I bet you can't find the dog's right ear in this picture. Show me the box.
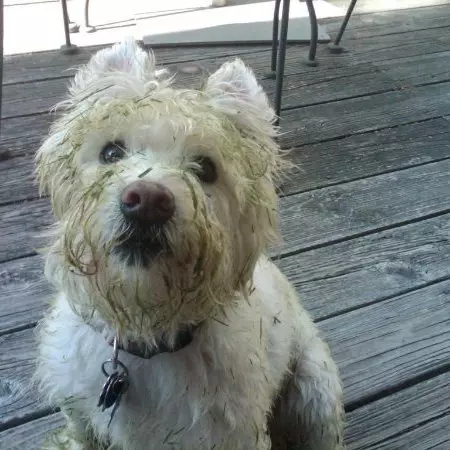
[204,59,276,133]
[70,38,162,94]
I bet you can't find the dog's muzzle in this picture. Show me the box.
[114,180,175,266]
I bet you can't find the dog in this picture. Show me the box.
[34,38,344,450]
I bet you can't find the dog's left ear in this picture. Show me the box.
[204,59,276,130]
[70,38,163,94]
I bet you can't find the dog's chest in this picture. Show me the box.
[38,297,267,448]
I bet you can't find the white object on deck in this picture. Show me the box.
[138,1,344,46]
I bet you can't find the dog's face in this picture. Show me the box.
[37,39,285,339]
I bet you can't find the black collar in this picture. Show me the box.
[108,325,199,360]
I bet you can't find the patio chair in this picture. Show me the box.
[271,0,358,122]
[59,0,93,54]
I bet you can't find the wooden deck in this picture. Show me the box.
[1,2,450,448]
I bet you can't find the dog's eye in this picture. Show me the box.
[100,141,126,164]
[192,156,217,183]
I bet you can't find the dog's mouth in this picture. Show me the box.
[112,225,170,267]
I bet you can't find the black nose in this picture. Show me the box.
[120,180,175,225]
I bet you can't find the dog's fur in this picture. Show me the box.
[34,38,344,450]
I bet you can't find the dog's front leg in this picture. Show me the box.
[277,335,345,450]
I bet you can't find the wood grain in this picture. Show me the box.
[374,50,450,86]
[278,158,450,255]
[278,213,450,320]
[0,197,52,261]
[346,372,450,449]
[0,255,50,335]
[322,280,450,405]
[2,44,269,85]
[324,3,450,40]
[0,329,44,428]
[0,156,39,205]
[4,23,450,120]
[0,413,64,450]
[1,55,393,119]
[280,81,450,148]
[366,413,450,450]
[281,118,450,195]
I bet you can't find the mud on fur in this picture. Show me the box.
[34,38,345,450]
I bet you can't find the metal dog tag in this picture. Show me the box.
[98,337,129,427]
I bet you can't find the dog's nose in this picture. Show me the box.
[120,180,175,225]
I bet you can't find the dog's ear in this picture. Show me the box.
[88,38,153,76]
[70,38,162,94]
[204,59,276,129]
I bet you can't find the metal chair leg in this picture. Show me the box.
[83,0,96,33]
[274,0,290,124]
[60,0,78,54]
[271,0,282,72]
[305,0,318,66]
[329,0,357,53]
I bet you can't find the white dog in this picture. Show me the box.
[34,38,344,450]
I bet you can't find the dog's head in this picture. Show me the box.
[37,38,286,339]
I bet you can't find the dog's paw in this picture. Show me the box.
[40,427,86,450]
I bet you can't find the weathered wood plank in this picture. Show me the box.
[2,279,448,432]
[367,413,450,450]
[3,159,450,263]
[279,158,450,255]
[0,113,50,152]
[7,67,450,153]
[5,25,450,119]
[2,78,70,119]
[0,329,44,428]
[0,198,53,262]
[2,56,394,119]
[280,81,450,148]
[324,279,450,405]
[3,29,450,149]
[282,118,450,195]
[0,413,64,450]
[2,44,269,85]
[278,213,450,320]
[371,413,450,450]
[374,50,450,86]
[324,4,450,40]
[0,255,50,335]
[346,373,450,449]
[0,156,39,204]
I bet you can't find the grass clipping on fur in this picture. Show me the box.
[36,85,290,341]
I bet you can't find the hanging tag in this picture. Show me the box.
[98,337,129,427]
